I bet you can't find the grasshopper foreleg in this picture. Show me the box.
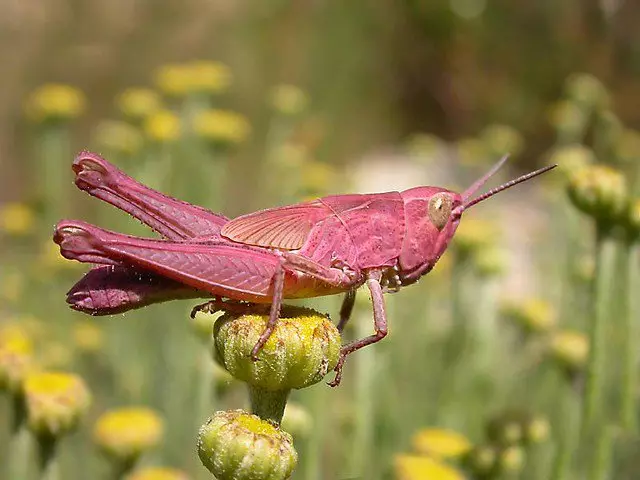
[250,258,286,361]
[329,270,388,387]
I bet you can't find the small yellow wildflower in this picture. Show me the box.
[116,88,162,120]
[269,143,309,170]
[25,83,86,122]
[412,428,471,460]
[0,324,34,393]
[94,120,144,155]
[0,202,36,236]
[481,124,524,158]
[23,371,91,437]
[500,298,557,335]
[395,454,465,480]
[144,110,181,142]
[547,144,594,180]
[127,467,190,480]
[269,84,308,116]
[188,60,233,94]
[94,407,164,462]
[549,329,589,374]
[73,321,104,354]
[567,164,628,225]
[154,64,192,97]
[498,446,525,473]
[192,109,251,145]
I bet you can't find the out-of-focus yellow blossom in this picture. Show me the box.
[73,321,104,354]
[616,129,640,163]
[24,83,86,122]
[473,247,507,278]
[411,428,472,460]
[498,446,525,473]
[0,271,25,303]
[405,133,445,162]
[300,161,338,195]
[549,330,589,374]
[188,61,233,94]
[94,120,144,155]
[456,137,488,166]
[481,124,524,158]
[548,100,588,139]
[39,240,81,272]
[94,407,164,462]
[0,202,36,236]
[0,324,34,392]
[116,88,162,120]
[41,342,74,369]
[452,217,499,260]
[154,64,192,97]
[269,84,308,116]
[464,445,496,477]
[524,415,550,444]
[564,73,609,110]
[193,109,251,145]
[270,143,310,170]
[127,467,190,480]
[144,110,181,142]
[395,454,465,480]
[23,371,91,438]
[500,298,557,335]
[567,164,628,225]
[547,144,595,180]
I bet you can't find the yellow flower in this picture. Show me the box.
[547,144,594,181]
[480,124,524,158]
[411,428,472,460]
[25,83,86,122]
[269,85,308,115]
[23,371,91,438]
[154,64,192,97]
[192,109,251,145]
[0,324,34,393]
[116,88,162,120]
[188,61,233,94]
[94,407,164,462]
[144,110,181,142]
[127,467,190,480]
[73,321,104,354]
[567,164,628,225]
[500,298,557,335]
[395,455,465,480]
[94,120,144,155]
[0,202,35,236]
[453,217,499,260]
[498,446,525,473]
[549,329,589,373]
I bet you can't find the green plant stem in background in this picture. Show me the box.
[37,125,71,229]
[588,427,613,480]
[620,242,639,432]
[582,225,617,434]
[550,380,581,480]
[303,385,328,480]
[248,385,290,424]
[195,348,216,480]
[36,436,60,480]
[8,394,31,480]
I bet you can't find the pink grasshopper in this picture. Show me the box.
[54,151,555,386]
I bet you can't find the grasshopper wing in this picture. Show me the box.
[221,200,332,250]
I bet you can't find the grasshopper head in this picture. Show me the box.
[398,156,556,283]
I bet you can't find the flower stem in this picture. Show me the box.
[8,394,31,480]
[195,348,216,480]
[36,435,60,480]
[582,224,617,434]
[248,385,290,425]
[621,241,639,432]
[550,379,581,480]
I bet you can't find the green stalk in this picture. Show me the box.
[588,427,613,480]
[36,436,60,480]
[303,385,328,480]
[195,348,216,480]
[248,385,290,424]
[550,380,581,480]
[8,394,31,480]
[37,125,71,228]
[582,225,617,433]
[621,241,639,432]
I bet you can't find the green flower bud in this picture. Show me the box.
[463,445,497,477]
[127,467,189,480]
[564,73,609,110]
[93,407,164,464]
[487,412,524,447]
[548,100,588,139]
[281,402,313,438]
[567,164,628,226]
[23,371,91,438]
[213,306,340,391]
[197,409,297,480]
[547,144,595,181]
[548,329,589,378]
[500,298,557,336]
[480,124,524,158]
[497,446,525,474]
[523,415,550,445]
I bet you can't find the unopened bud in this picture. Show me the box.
[549,329,589,377]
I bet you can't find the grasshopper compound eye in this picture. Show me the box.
[428,192,453,230]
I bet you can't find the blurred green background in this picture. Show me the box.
[1,1,640,479]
